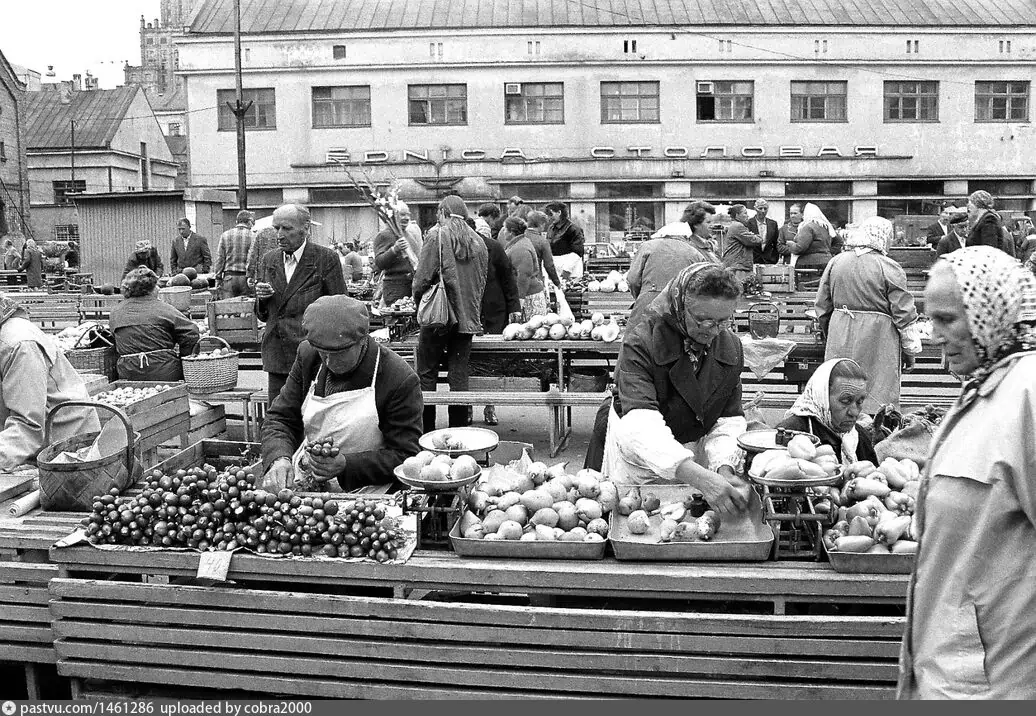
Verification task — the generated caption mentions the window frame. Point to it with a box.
[883,80,939,123]
[53,180,86,205]
[974,80,1030,123]
[600,80,661,124]
[790,80,848,123]
[217,88,277,131]
[696,80,754,123]
[408,84,468,126]
[311,85,372,128]
[503,82,565,125]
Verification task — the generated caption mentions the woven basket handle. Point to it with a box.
[72,323,114,350]
[44,400,134,477]
[192,335,232,356]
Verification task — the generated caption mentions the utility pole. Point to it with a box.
[228,0,250,210]
[70,118,76,186]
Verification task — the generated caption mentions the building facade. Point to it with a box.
[0,50,31,244]
[178,0,1036,244]
[24,85,179,241]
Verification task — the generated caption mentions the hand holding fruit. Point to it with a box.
[307,438,346,483]
[678,459,748,516]
[255,281,274,299]
[261,457,293,491]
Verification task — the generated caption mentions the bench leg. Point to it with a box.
[70,678,84,700]
[24,664,40,699]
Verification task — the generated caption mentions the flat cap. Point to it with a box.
[303,295,369,351]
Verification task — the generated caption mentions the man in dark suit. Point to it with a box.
[170,218,212,274]
[254,204,346,404]
[748,199,780,265]
[936,218,969,256]
[924,205,955,250]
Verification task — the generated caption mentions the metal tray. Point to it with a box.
[392,464,481,493]
[748,466,843,489]
[419,427,500,458]
[823,541,916,574]
[449,517,607,560]
[609,486,773,562]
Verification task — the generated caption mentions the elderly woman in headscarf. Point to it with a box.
[123,239,164,278]
[788,203,842,274]
[777,358,878,466]
[600,263,752,515]
[626,201,721,332]
[898,246,1036,700]
[815,216,922,412]
[965,190,1009,254]
[413,196,489,432]
[109,267,201,381]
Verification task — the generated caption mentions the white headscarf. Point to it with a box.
[844,216,892,256]
[801,203,835,236]
[785,358,864,464]
[939,246,1036,404]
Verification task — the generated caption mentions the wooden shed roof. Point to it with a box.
[24,86,139,151]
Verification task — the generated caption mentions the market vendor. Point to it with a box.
[0,295,99,472]
[777,358,878,465]
[122,239,164,278]
[109,268,200,381]
[601,263,751,515]
[260,295,423,492]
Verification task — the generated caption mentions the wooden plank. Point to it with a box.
[0,586,52,605]
[54,645,895,699]
[57,661,585,700]
[0,563,58,582]
[48,579,905,638]
[0,644,56,665]
[54,621,898,683]
[0,624,52,642]
[0,604,51,623]
[49,602,900,658]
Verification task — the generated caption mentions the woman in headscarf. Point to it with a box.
[19,239,44,289]
[815,216,922,412]
[965,190,1010,254]
[123,239,164,278]
[777,358,878,465]
[413,195,489,432]
[599,263,751,515]
[788,203,842,274]
[626,201,721,332]
[109,267,201,381]
[898,246,1036,700]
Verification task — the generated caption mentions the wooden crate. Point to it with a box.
[79,295,122,321]
[89,381,190,451]
[0,562,59,676]
[583,291,633,324]
[889,247,937,270]
[206,298,262,345]
[189,289,213,319]
[149,439,261,475]
[754,265,796,293]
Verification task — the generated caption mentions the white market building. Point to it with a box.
[177,0,1036,243]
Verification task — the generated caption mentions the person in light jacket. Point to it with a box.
[720,204,763,284]
[898,247,1036,699]
[412,196,489,432]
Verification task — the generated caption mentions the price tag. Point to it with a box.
[196,549,234,581]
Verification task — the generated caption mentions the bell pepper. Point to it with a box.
[844,477,892,501]
[884,491,912,515]
[875,514,912,545]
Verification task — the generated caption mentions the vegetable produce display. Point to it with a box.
[586,270,630,293]
[821,458,921,555]
[94,384,174,408]
[750,437,841,481]
[618,486,722,543]
[460,462,614,543]
[80,464,406,561]
[399,451,479,482]
[385,296,416,313]
[502,311,620,342]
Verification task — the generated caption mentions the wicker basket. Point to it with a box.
[181,335,239,394]
[158,285,192,312]
[65,325,118,380]
[37,401,142,511]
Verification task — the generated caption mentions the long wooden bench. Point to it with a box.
[49,577,902,699]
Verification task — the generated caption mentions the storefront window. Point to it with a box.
[595,182,663,199]
[596,201,663,240]
[968,180,1033,211]
[497,183,569,202]
[784,181,851,196]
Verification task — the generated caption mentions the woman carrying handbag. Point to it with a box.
[412,196,489,433]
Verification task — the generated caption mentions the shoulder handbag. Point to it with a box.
[417,233,455,329]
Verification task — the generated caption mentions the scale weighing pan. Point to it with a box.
[747,467,843,489]
[419,427,500,458]
[737,429,820,453]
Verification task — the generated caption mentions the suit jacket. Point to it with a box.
[925,220,950,249]
[936,233,966,257]
[254,242,347,374]
[747,217,780,264]
[170,232,212,274]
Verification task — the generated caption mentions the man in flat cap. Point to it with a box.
[260,295,423,491]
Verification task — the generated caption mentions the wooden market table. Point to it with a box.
[44,544,909,699]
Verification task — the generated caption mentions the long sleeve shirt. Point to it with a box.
[214,224,254,277]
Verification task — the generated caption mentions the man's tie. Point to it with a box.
[284,253,297,283]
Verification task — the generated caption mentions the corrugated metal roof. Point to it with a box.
[23,86,139,151]
[187,0,1036,32]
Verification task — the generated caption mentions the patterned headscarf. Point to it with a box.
[0,295,29,326]
[844,216,892,255]
[647,262,732,356]
[968,190,995,211]
[785,358,864,464]
[940,246,1036,400]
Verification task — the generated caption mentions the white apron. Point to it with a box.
[291,348,388,492]
[601,402,710,485]
[825,306,902,413]
[553,252,584,280]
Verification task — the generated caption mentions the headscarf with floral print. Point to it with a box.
[844,216,893,256]
[648,262,737,358]
[785,358,864,464]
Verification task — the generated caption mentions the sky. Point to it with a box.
[0,0,162,88]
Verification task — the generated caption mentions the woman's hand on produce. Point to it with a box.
[677,460,749,516]
[902,353,916,373]
[310,450,349,482]
[261,457,292,491]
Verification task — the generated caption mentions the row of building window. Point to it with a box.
[216,79,1031,131]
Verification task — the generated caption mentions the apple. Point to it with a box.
[548,324,567,340]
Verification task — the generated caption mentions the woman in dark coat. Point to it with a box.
[598,263,752,515]
[123,239,164,278]
[109,267,200,381]
[19,239,44,289]
[965,190,1009,254]
[777,358,878,466]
